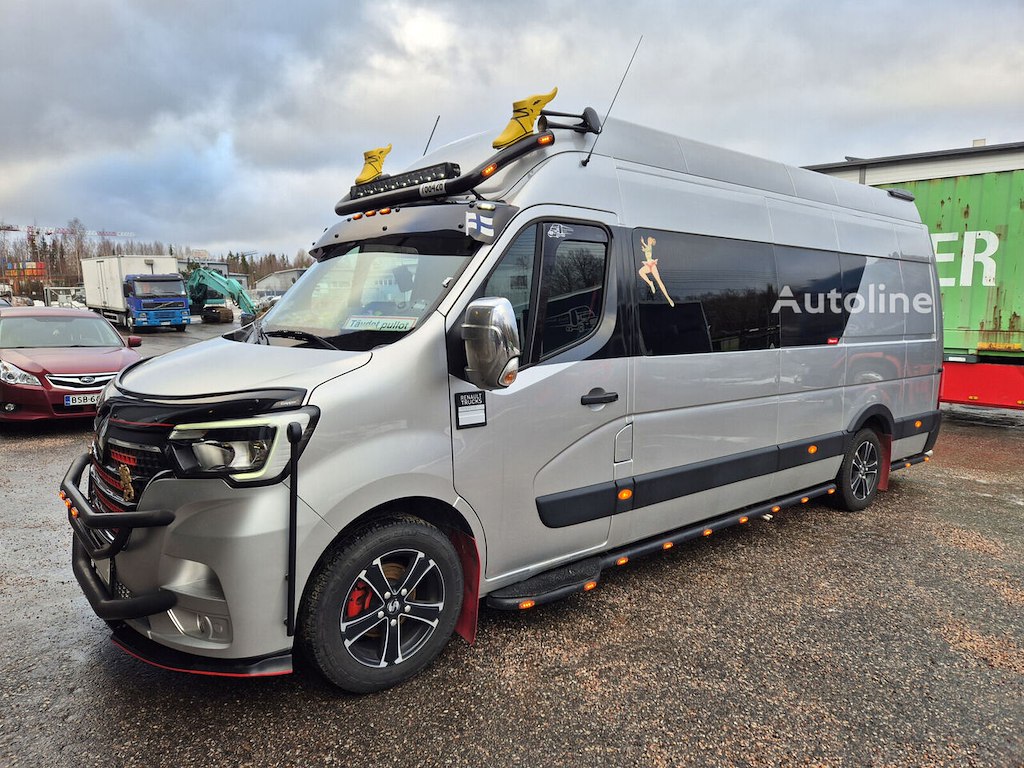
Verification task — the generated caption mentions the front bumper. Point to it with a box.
[63,450,317,663]
[1,382,103,421]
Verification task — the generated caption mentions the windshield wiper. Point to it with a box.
[264,329,339,350]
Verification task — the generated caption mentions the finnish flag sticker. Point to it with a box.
[455,391,487,429]
[466,211,494,238]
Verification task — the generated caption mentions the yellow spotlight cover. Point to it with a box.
[492,87,558,149]
[355,143,393,185]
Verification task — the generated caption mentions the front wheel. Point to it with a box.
[298,517,463,693]
[834,428,882,512]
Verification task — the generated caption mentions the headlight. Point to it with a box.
[0,360,42,387]
[168,407,318,484]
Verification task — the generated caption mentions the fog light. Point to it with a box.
[2,403,15,412]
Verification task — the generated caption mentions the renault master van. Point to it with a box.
[63,93,941,692]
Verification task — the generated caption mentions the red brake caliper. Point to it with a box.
[346,581,373,618]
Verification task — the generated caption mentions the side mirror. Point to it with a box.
[126,335,142,348]
[461,298,521,390]
[123,284,132,298]
[240,312,256,326]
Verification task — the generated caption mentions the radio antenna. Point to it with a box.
[422,115,441,156]
[582,35,643,167]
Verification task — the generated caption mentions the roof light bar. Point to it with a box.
[335,131,555,216]
[349,162,461,201]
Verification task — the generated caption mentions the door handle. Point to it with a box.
[581,388,618,406]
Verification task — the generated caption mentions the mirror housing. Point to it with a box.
[122,283,132,298]
[461,297,521,390]
[126,335,142,348]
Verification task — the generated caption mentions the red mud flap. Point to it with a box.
[941,361,1024,410]
[110,625,293,678]
[449,530,480,645]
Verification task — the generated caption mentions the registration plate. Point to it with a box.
[65,393,100,406]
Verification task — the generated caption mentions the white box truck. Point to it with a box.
[81,255,190,330]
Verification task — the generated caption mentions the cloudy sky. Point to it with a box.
[1,0,1021,256]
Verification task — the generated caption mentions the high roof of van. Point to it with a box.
[398,116,921,224]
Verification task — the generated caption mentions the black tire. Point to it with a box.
[834,428,882,512]
[298,516,463,693]
[174,324,187,332]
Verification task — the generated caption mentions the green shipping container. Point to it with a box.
[882,170,1024,358]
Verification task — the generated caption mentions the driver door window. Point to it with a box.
[480,221,608,365]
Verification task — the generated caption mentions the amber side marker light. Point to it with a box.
[807,445,818,455]
[537,134,554,146]
[481,162,499,178]
[379,207,392,215]
[662,541,674,550]
[801,497,809,504]
[968,395,979,401]
[352,213,363,220]
[617,488,633,501]
[583,581,598,592]
[905,462,912,468]
[739,516,749,524]
[702,528,713,537]
[914,420,923,428]
[827,488,836,495]
[616,556,629,566]
[518,600,535,610]
[923,456,931,462]
[771,505,781,513]
[70,507,80,519]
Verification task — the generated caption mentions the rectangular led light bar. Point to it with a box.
[349,162,461,200]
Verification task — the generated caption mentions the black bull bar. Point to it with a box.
[62,451,177,621]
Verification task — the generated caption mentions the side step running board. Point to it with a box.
[486,482,838,611]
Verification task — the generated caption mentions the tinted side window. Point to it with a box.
[900,261,936,336]
[538,226,608,359]
[636,231,778,355]
[774,247,844,346]
[841,254,906,338]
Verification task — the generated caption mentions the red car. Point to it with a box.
[0,307,142,422]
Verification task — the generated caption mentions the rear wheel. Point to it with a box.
[834,428,882,512]
[298,517,463,693]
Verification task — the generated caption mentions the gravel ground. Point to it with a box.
[1,333,1021,768]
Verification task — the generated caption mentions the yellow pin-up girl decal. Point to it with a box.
[638,236,674,307]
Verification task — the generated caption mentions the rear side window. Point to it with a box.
[635,230,778,355]
[774,247,844,346]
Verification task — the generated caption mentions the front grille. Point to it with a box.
[46,372,117,390]
[90,436,169,516]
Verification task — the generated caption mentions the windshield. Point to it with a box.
[260,231,478,351]
[0,315,124,348]
[134,279,185,297]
